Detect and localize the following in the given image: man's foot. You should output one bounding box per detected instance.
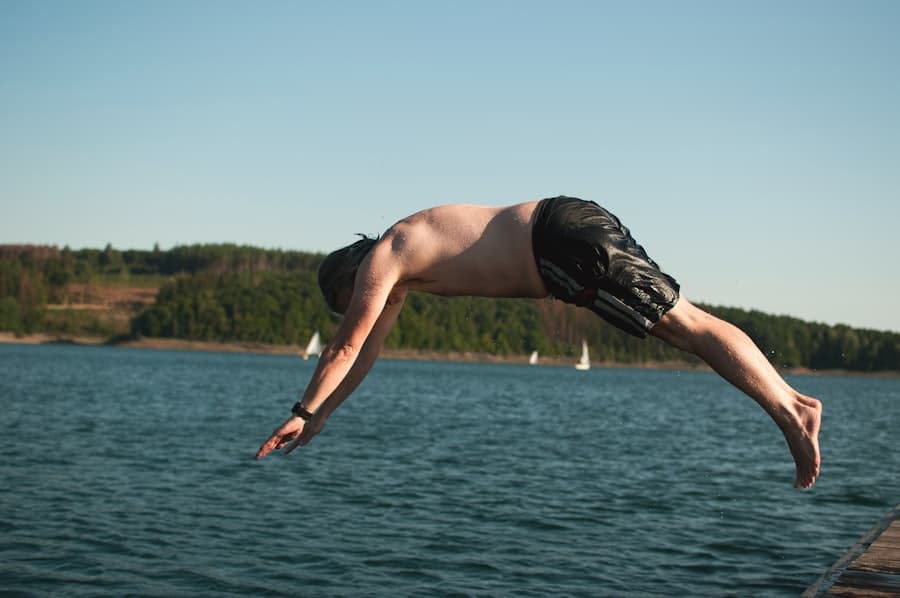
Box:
[784,396,822,489]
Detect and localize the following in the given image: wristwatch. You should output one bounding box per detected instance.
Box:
[291,402,314,421]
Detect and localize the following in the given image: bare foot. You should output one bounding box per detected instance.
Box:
[783,396,822,489]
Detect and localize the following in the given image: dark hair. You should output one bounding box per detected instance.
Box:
[318,234,378,314]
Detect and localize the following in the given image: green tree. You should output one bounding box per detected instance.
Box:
[0,296,21,332]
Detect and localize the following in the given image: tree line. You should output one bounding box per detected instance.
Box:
[1,243,898,372]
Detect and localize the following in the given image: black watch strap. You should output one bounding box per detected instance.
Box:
[291,402,314,421]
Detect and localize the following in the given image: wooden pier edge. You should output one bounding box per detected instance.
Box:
[802,504,900,598]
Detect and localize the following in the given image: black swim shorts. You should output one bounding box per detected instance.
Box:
[531,196,680,338]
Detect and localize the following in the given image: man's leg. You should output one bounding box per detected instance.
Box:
[650,297,822,488]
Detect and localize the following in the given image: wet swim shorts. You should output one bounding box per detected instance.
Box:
[531,196,680,338]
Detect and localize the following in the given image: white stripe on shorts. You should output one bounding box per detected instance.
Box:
[537,258,582,296]
[593,289,652,331]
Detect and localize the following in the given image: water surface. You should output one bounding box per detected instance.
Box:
[1,344,898,596]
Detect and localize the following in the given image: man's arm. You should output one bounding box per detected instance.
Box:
[280,289,406,452]
[255,241,404,459]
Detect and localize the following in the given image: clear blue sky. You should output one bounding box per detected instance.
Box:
[2,1,898,332]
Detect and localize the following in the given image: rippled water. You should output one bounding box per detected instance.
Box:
[1,343,898,596]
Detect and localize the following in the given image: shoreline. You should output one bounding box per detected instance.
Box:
[1,332,897,378]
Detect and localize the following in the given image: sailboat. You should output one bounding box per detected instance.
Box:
[528,350,539,365]
[302,331,321,360]
[574,339,590,370]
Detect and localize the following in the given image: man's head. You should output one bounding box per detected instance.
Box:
[318,235,378,314]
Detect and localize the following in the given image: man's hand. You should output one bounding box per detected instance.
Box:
[255,416,303,460]
[255,413,327,460]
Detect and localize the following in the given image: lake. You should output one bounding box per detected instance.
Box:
[1,343,898,596]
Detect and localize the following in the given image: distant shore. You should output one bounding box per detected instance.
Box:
[1,332,896,378]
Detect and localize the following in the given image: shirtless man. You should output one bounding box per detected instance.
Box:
[256,196,822,488]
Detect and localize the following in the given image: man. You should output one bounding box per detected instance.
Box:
[256,196,822,489]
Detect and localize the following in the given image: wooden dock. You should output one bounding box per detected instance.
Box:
[803,504,900,597]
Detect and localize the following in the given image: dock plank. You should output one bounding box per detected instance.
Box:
[804,505,900,598]
[851,521,900,575]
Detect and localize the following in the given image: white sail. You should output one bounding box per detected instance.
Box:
[529,350,539,365]
[303,331,321,360]
[574,339,590,370]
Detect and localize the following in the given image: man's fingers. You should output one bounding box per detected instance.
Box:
[284,437,302,454]
[255,439,276,460]
[274,430,300,449]
[256,418,305,460]
[256,435,288,459]
[284,422,319,454]
[255,430,287,460]
[284,426,312,453]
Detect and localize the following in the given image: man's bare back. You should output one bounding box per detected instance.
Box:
[385,202,549,300]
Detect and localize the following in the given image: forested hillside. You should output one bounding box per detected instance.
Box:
[1,244,898,372]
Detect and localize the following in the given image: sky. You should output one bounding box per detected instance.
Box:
[2,1,899,332]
